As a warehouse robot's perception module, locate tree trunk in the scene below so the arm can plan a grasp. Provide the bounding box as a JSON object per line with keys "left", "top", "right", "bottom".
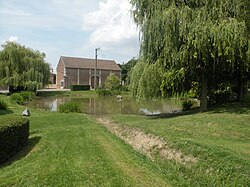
{"left": 200, "top": 70, "right": 208, "bottom": 112}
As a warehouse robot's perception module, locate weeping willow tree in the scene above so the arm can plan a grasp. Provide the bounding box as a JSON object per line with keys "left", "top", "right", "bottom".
{"left": 130, "top": 59, "right": 164, "bottom": 100}
{"left": 0, "top": 42, "right": 50, "bottom": 92}
{"left": 130, "top": 0, "right": 250, "bottom": 111}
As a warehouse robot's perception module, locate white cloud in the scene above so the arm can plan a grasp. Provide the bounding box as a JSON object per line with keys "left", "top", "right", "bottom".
{"left": 83, "top": 0, "right": 138, "bottom": 48}
{"left": 0, "top": 0, "right": 139, "bottom": 68}
{"left": 8, "top": 36, "right": 18, "bottom": 42}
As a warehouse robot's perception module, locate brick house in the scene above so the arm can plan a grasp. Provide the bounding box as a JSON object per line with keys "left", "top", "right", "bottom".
{"left": 56, "top": 56, "right": 121, "bottom": 89}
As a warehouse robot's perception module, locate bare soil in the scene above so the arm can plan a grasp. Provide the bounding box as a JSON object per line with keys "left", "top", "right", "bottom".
{"left": 96, "top": 117, "right": 197, "bottom": 164}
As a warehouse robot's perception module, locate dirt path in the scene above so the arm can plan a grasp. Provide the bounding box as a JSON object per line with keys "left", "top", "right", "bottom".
{"left": 96, "top": 117, "right": 197, "bottom": 165}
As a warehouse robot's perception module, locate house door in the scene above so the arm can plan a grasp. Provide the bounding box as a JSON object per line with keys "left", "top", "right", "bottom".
{"left": 91, "top": 76, "right": 99, "bottom": 89}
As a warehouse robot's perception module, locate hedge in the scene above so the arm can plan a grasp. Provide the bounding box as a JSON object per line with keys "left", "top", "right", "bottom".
{"left": 0, "top": 116, "right": 29, "bottom": 163}
{"left": 71, "top": 85, "right": 90, "bottom": 91}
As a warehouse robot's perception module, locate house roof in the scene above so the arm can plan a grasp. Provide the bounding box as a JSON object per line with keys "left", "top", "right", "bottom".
{"left": 60, "top": 56, "right": 121, "bottom": 71}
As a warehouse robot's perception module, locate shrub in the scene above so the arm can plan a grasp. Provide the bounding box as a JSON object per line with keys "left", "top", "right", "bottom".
{"left": 182, "top": 99, "right": 194, "bottom": 111}
{"left": 0, "top": 100, "right": 8, "bottom": 110}
{"left": 96, "top": 89, "right": 113, "bottom": 96}
{"left": 71, "top": 85, "right": 90, "bottom": 91}
{"left": 214, "top": 87, "right": 232, "bottom": 103}
{"left": 59, "top": 102, "right": 83, "bottom": 113}
{"left": 10, "top": 93, "right": 24, "bottom": 105}
{"left": 208, "top": 85, "right": 234, "bottom": 105}
{"left": 10, "top": 91, "right": 35, "bottom": 105}
{"left": 117, "top": 85, "right": 129, "bottom": 92}
{"left": 0, "top": 116, "right": 29, "bottom": 163}
{"left": 20, "top": 91, "right": 35, "bottom": 102}
{"left": 104, "top": 73, "right": 121, "bottom": 90}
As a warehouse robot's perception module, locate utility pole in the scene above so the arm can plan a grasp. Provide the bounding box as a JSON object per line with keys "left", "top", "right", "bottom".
{"left": 95, "top": 47, "right": 101, "bottom": 90}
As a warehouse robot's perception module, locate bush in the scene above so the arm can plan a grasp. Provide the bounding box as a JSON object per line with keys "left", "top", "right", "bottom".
{"left": 208, "top": 85, "right": 234, "bottom": 105}
{"left": 10, "top": 93, "right": 24, "bottom": 105}
{"left": 71, "top": 85, "right": 90, "bottom": 91}
{"left": 20, "top": 91, "right": 35, "bottom": 102}
{"left": 10, "top": 91, "right": 35, "bottom": 105}
{"left": 96, "top": 89, "right": 113, "bottom": 96}
{"left": 104, "top": 73, "right": 121, "bottom": 90}
{"left": 0, "top": 116, "right": 29, "bottom": 163}
{"left": 118, "top": 85, "right": 129, "bottom": 92}
{"left": 59, "top": 102, "right": 83, "bottom": 113}
{"left": 0, "top": 100, "right": 8, "bottom": 110}
{"left": 182, "top": 99, "right": 194, "bottom": 111}
{"left": 214, "top": 87, "right": 232, "bottom": 103}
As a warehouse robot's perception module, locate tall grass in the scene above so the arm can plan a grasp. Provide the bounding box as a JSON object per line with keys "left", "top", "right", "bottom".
{"left": 58, "top": 102, "right": 83, "bottom": 113}
{"left": 0, "top": 100, "right": 7, "bottom": 110}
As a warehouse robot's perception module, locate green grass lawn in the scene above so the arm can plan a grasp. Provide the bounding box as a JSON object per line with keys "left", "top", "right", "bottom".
{"left": 0, "top": 95, "right": 170, "bottom": 186}
{"left": 1, "top": 92, "right": 250, "bottom": 186}
{"left": 111, "top": 102, "right": 250, "bottom": 186}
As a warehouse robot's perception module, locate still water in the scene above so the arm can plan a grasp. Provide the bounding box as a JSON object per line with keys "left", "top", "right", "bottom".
{"left": 27, "top": 96, "right": 181, "bottom": 116}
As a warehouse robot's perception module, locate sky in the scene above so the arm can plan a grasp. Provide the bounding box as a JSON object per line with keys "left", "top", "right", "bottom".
{"left": 0, "top": 0, "right": 140, "bottom": 70}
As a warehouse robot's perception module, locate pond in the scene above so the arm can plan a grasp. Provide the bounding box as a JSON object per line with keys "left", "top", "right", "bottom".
{"left": 27, "top": 96, "right": 181, "bottom": 116}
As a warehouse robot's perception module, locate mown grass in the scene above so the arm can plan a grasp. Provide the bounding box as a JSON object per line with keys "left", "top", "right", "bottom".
{"left": 0, "top": 94, "right": 170, "bottom": 186}
{"left": 111, "top": 94, "right": 250, "bottom": 186}
{"left": 1, "top": 91, "right": 250, "bottom": 186}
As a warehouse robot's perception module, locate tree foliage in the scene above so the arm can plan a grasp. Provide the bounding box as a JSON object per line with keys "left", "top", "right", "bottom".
{"left": 130, "top": 60, "right": 164, "bottom": 100}
{"left": 104, "top": 73, "right": 121, "bottom": 90}
{"left": 119, "top": 58, "right": 138, "bottom": 84}
{"left": 0, "top": 42, "right": 50, "bottom": 91}
{"left": 130, "top": 0, "right": 250, "bottom": 110}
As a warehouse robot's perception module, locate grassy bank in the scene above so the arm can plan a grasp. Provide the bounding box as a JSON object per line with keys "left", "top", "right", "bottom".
{"left": 36, "top": 90, "right": 129, "bottom": 98}
{"left": 1, "top": 92, "right": 250, "bottom": 186}
{"left": 0, "top": 95, "right": 170, "bottom": 186}
{"left": 36, "top": 90, "right": 96, "bottom": 97}
{"left": 111, "top": 101, "right": 250, "bottom": 186}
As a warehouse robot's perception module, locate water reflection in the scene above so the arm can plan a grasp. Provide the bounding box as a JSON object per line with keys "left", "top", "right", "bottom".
{"left": 28, "top": 96, "right": 181, "bottom": 116}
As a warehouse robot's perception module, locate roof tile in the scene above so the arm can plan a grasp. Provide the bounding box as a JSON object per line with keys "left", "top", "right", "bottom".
{"left": 61, "top": 56, "right": 121, "bottom": 71}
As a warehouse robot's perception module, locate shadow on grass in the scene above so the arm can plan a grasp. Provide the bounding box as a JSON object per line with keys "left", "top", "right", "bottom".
{"left": 147, "top": 109, "right": 201, "bottom": 119}
{"left": 29, "top": 131, "right": 39, "bottom": 136}
{"left": 0, "top": 109, "right": 14, "bottom": 115}
{"left": 0, "top": 136, "right": 41, "bottom": 168}
{"left": 148, "top": 101, "right": 250, "bottom": 119}
{"left": 208, "top": 101, "right": 250, "bottom": 114}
